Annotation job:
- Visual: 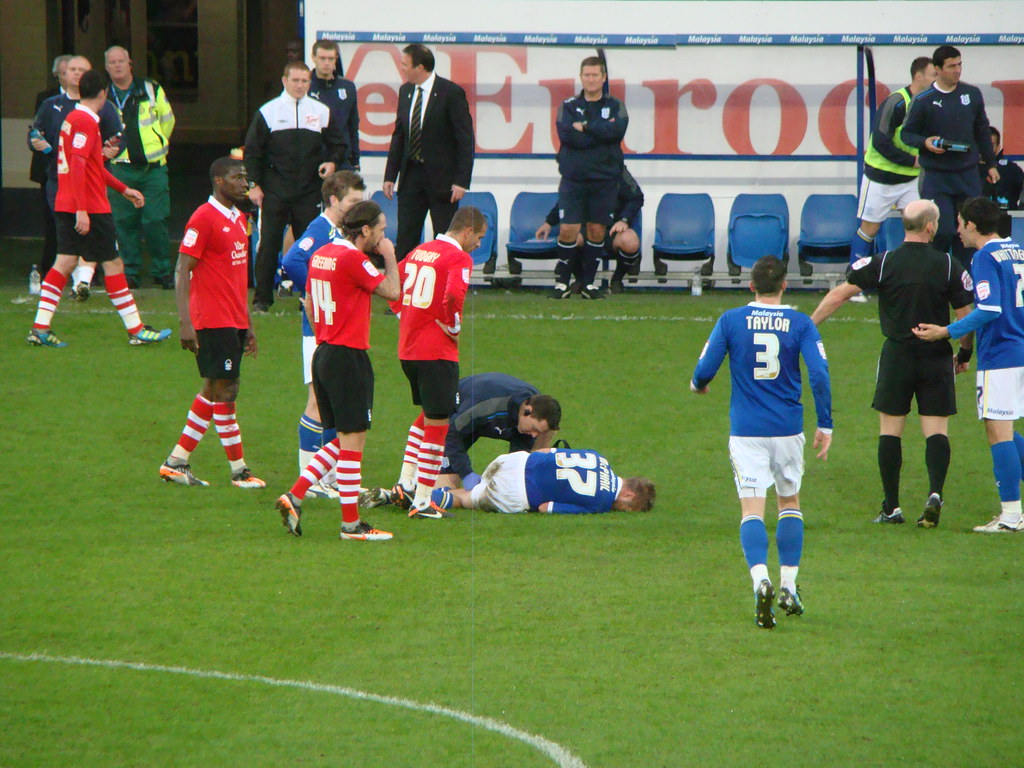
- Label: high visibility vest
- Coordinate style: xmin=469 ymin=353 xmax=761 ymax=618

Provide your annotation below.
xmin=112 ymin=79 xmax=175 ymax=165
xmin=864 ymin=87 xmax=919 ymax=177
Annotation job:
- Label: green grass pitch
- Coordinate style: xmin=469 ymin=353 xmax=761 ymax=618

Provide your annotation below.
xmin=1 ymin=282 xmax=1020 ymax=767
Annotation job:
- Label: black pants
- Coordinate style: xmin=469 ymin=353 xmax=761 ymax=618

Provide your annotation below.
xmin=253 ymin=190 xmax=319 ymax=307
xmin=396 ymin=163 xmax=458 ymax=259
xmin=39 ymin=184 xmax=57 ymax=274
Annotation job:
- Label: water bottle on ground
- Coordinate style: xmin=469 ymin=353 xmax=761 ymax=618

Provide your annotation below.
xmin=29 ymin=265 xmax=42 ymax=296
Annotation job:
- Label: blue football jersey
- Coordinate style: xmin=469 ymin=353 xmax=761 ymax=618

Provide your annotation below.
xmin=971 ymin=237 xmax=1024 ymax=371
xmin=524 ymin=450 xmax=621 ymax=514
xmin=692 ymin=302 xmax=832 ymax=437
xmin=281 ymin=213 xmax=343 ymax=336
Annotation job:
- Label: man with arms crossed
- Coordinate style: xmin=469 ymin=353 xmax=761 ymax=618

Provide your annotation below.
xmin=160 ymin=157 xmax=264 ymax=489
xmin=275 ymin=201 xmax=400 ymax=540
xmin=812 ymin=199 xmax=973 ymax=527
xmin=691 ymin=256 xmax=832 ymax=629
xmin=914 ymin=197 xmax=1024 ymax=533
xmin=281 ymin=170 xmax=366 ymax=499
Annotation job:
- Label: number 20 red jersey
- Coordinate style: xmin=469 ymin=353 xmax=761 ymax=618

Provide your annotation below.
xmin=397 ymin=234 xmax=473 ymax=362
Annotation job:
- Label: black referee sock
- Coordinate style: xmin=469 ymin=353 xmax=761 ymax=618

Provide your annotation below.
xmin=878 ymin=435 xmax=903 ymax=511
xmin=925 ymin=434 xmax=951 ymax=498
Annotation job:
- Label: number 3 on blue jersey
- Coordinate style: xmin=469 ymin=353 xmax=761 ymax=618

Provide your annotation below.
xmin=753 ymin=332 xmax=780 ymax=380
xmin=554 ymin=450 xmax=598 ymax=496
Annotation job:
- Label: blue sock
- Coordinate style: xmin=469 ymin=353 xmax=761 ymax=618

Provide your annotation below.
xmin=299 ymin=415 xmax=323 ymax=453
xmin=323 ymin=427 xmax=337 ymax=445
xmin=849 ymin=227 xmax=873 ymax=264
xmin=739 ymin=515 xmax=769 ymax=570
xmin=1013 ymin=432 xmax=1024 ymax=475
xmin=991 ymin=441 xmax=1022 ymax=502
xmin=776 ymin=510 xmax=804 ymax=567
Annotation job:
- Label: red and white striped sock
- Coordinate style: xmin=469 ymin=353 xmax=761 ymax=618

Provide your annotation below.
xmin=336 ymin=449 xmax=362 ymax=525
xmin=32 ymin=269 xmax=68 ymax=330
xmin=169 ymin=394 xmax=215 ymax=462
xmin=104 ymin=273 xmax=144 ymax=335
xmin=290 ymin=439 xmax=340 ymax=500
xmin=212 ymin=401 xmax=246 ymax=473
xmin=399 ymin=413 xmax=425 ymax=489
xmin=414 ymin=423 xmax=449 ymax=506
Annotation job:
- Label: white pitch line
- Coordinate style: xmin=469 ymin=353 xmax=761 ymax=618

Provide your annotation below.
xmin=0 ymin=650 xmax=588 ymax=768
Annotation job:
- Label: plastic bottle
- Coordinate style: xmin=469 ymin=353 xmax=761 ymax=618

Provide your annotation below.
xmin=29 ymin=128 xmax=52 ymax=154
xmin=691 ymin=267 xmax=703 ymax=297
xmin=29 ymin=264 xmax=42 ymax=296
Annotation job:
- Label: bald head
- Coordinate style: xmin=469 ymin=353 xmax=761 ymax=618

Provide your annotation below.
xmin=104 ymin=46 xmax=133 ymax=88
xmin=902 ymin=199 xmax=940 ymax=243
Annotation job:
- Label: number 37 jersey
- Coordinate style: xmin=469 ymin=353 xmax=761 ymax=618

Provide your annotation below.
xmin=692 ymin=301 xmax=832 ymax=437
xmin=398 ymin=234 xmax=473 ymax=362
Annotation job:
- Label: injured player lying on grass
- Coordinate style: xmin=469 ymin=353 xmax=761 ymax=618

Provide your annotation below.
xmin=363 ymin=448 xmax=655 ymax=516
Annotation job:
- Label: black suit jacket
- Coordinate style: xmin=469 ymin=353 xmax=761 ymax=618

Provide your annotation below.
xmin=384 ymin=75 xmax=474 ymax=193
xmin=30 ymin=87 xmax=60 ymax=184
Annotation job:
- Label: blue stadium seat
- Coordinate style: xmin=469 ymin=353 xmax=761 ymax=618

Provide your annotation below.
xmin=505 ymin=191 xmax=561 ymax=275
xmin=727 ymin=193 xmax=789 ymax=274
xmin=459 ymin=191 xmax=498 ymax=270
xmin=797 ymin=194 xmax=858 ymax=271
xmin=652 ymin=193 xmax=714 ymax=278
xmin=873 ymin=213 xmax=904 ymax=255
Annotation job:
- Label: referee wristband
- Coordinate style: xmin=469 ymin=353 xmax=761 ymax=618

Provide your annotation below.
xmin=956 ymin=347 xmax=973 ymax=364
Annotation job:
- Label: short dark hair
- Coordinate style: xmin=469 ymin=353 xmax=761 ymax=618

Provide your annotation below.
xmin=750 ymin=256 xmax=787 ymax=295
xmin=910 ymin=56 xmax=932 ymax=78
xmin=283 ymin=60 xmax=310 ymax=77
xmin=312 ymin=39 xmax=340 ymax=59
xmin=448 ymin=206 xmax=488 ymax=234
xmin=322 ymin=170 xmax=365 ymax=207
xmin=932 ymin=45 xmax=961 ymax=68
xmin=78 ymin=69 xmax=107 ymax=100
xmin=959 ymin=197 xmax=1001 ymax=236
xmin=341 ymin=200 xmax=383 ymax=241
xmin=524 ymin=394 xmax=561 ymax=431
xmin=402 ymin=44 xmax=435 ymax=72
xmin=622 ymin=477 xmax=656 ymax=512
xmin=580 ymin=56 xmax=606 ymax=76
xmin=990 ymin=126 xmax=1002 ymax=145
xmin=209 ymin=156 xmax=245 ymax=186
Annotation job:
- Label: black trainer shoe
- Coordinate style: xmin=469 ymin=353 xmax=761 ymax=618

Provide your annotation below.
xmin=547 ymin=284 xmax=570 ymax=300
xmin=390 ymin=484 xmax=414 ymax=510
xmin=872 ymin=506 xmax=905 ymax=524
xmin=778 ymin=586 xmax=804 ymax=616
xmin=917 ymin=493 xmax=942 ymax=528
xmin=754 ymin=579 xmax=776 ymax=629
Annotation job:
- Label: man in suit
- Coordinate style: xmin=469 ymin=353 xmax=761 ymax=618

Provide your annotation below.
xmin=383 ymin=44 xmax=475 ymax=259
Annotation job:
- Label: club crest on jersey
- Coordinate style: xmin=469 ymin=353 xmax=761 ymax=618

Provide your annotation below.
xmin=961 ymin=93 xmax=971 ymax=105
xmin=182 ymin=228 xmax=199 ymax=248
xmin=601 ymin=107 xmax=610 ymax=119
xmin=851 ymin=256 xmax=871 ymax=271
xmin=976 ymin=280 xmax=990 ymax=300
xmin=339 ymin=89 xmax=347 ymax=100
xmin=224 ymin=359 xmax=233 ymax=372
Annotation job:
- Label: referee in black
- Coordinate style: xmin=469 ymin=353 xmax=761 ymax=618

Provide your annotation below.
xmin=811 ymin=199 xmax=974 ymax=528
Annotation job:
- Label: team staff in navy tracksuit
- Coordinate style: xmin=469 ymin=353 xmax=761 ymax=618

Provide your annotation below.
xmin=538 ymin=166 xmax=643 ymax=294
xmin=902 ymin=45 xmax=998 ymax=264
xmin=245 ymin=61 xmax=347 ymax=311
xmin=308 ymin=40 xmax=360 ymax=171
xmin=979 ymin=126 xmax=1024 ymax=237
xmin=551 ymin=56 xmax=629 ymax=300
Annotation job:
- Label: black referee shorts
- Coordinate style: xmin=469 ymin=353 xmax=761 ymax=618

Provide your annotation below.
xmin=872 ymin=339 xmax=956 ymax=417
xmin=312 ymin=343 xmax=374 ymax=433
xmin=400 ymin=359 xmax=459 ymax=419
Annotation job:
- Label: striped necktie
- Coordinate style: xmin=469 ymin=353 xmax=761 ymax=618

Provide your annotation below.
xmin=409 ymin=86 xmax=424 ymax=162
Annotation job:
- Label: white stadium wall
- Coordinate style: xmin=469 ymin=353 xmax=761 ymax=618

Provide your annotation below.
xmin=305 ymin=1 xmax=1024 ymax=276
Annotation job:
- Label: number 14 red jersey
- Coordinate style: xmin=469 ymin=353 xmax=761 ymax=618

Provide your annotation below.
xmin=398 ymin=235 xmax=473 ymax=362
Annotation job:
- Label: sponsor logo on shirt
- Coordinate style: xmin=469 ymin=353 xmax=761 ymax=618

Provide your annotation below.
xmin=362 ymin=259 xmax=380 ymax=277
xmin=977 ymin=280 xmax=991 ymax=300
xmin=232 ymin=240 xmax=247 ymax=265
xmin=182 ymin=228 xmax=199 ymax=247
xmin=305 ymin=114 xmax=321 ymax=129
xmin=852 ymin=256 xmax=871 ymax=271
xmin=299 ymin=236 xmax=315 ymax=251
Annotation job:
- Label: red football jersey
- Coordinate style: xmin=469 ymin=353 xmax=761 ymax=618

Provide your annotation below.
xmin=306 ymin=241 xmax=385 ymax=349
xmin=397 ymin=235 xmax=473 ymax=362
xmin=180 ymin=198 xmax=250 ymax=330
xmin=55 ymin=105 xmax=127 ymax=214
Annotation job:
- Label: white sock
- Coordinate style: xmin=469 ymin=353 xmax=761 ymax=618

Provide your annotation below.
xmin=1000 ymin=500 xmax=1022 ymax=524
xmin=780 ymin=566 xmax=799 ymax=593
xmin=72 ymin=263 xmax=96 ymax=286
xmin=750 ymin=563 xmax=770 ymax=591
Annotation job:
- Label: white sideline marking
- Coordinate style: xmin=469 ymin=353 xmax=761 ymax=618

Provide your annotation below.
xmin=0 ymin=651 xmax=588 ymax=768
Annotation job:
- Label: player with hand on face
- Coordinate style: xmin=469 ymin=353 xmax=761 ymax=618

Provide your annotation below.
xmin=431 ymin=448 xmax=654 ymax=515
xmin=280 ymin=170 xmax=366 ymax=499
xmin=691 ymin=255 xmax=832 ymax=629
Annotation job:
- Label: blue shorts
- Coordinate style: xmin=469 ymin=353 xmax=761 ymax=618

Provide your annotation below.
xmin=557 ymin=177 xmax=618 ymax=228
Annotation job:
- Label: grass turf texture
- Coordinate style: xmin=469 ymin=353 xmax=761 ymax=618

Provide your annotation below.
xmin=1 ymin=281 xmax=1021 ymax=767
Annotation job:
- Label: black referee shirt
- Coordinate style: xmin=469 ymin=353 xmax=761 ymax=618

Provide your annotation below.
xmin=848 ymin=242 xmax=973 ymax=346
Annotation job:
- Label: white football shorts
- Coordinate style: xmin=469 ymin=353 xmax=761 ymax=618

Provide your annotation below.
xmin=976 ymin=367 xmax=1024 ymax=420
xmin=302 ymin=334 xmax=316 ymax=386
xmin=728 ymin=434 xmax=805 ymax=498
xmin=856 ymin=176 xmax=919 ymax=224
xmin=470 ymin=451 xmax=530 ymax=514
